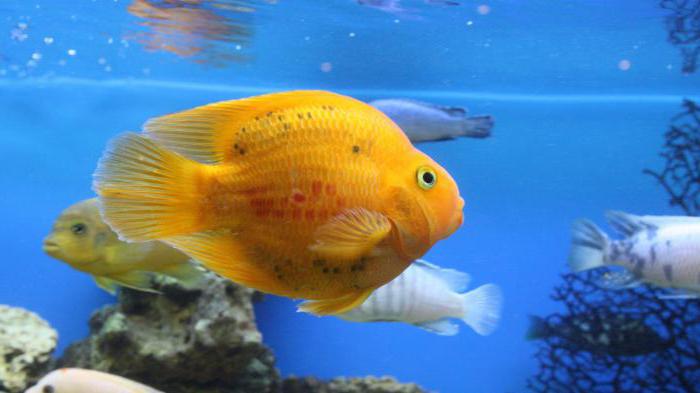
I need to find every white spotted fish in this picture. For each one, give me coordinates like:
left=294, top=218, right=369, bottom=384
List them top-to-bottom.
left=369, top=99, right=493, bottom=142
left=569, top=211, right=700, bottom=294
left=334, top=260, right=503, bottom=336
left=25, top=368, right=164, bottom=393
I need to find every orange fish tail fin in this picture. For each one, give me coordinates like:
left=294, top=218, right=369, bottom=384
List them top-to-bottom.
left=93, top=132, right=211, bottom=242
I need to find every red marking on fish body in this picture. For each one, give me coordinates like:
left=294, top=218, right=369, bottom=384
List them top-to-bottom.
left=311, top=181, right=323, bottom=196
left=325, top=184, right=336, bottom=196
left=292, top=191, right=306, bottom=204
left=336, top=197, right=345, bottom=208
left=255, top=209, right=270, bottom=218
left=305, top=209, right=315, bottom=221
left=318, top=209, right=328, bottom=221
left=273, top=210, right=285, bottom=219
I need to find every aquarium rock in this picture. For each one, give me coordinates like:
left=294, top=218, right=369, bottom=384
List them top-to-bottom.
left=58, top=273, right=280, bottom=393
left=0, top=305, right=57, bottom=393
left=282, top=376, right=425, bottom=393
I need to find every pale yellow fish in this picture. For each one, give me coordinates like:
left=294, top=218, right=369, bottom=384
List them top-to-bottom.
left=43, top=198, right=202, bottom=294
left=25, top=368, right=164, bottom=393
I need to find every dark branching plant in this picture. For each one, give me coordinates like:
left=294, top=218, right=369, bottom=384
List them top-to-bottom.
left=660, top=0, right=700, bottom=74
left=645, top=99, right=700, bottom=215
left=529, top=100, right=700, bottom=392
left=527, top=270, right=700, bottom=393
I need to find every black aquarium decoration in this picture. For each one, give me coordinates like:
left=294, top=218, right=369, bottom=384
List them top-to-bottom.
left=660, top=0, right=700, bottom=74
left=528, top=99, right=700, bottom=392
left=644, top=99, right=700, bottom=216
left=527, top=270, right=700, bottom=393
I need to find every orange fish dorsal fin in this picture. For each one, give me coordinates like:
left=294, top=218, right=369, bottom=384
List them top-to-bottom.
left=143, top=90, right=359, bottom=164
left=309, top=208, right=393, bottom=261
left=165, top=230, right=280, bottom=294
left=298, top=288, right=376, bottom=316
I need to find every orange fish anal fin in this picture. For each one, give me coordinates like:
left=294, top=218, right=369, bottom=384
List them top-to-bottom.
left=93, top=132, right=210, bottom=242
left=309, top=208, right=393, bottom=261
left=166, top=230, right=280, bottom=294
left=298, top=288, right=376, bottom=316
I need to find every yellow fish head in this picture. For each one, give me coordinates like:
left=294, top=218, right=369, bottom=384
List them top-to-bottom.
left=387, top=150, right=464, bottom=250
left=43, top=198, right=110, bottom=267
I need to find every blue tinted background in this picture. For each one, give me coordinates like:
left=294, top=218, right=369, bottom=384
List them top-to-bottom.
left=1, top=1, right=698, bottom=392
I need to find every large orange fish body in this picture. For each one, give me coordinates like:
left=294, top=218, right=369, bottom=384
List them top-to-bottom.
left=94, top=91, right=464, bottom=315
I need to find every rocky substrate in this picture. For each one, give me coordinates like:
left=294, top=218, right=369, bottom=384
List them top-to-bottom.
left=54, top=273, right=426, bottom=393
left=0, top=305, right=57, bottom=393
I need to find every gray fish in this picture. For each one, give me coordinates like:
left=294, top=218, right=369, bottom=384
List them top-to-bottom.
left=369, top=99, right=494, bottom=142
left=569, top=211, right=700, bottom=294
left=527, top=313, right=673, bottom=357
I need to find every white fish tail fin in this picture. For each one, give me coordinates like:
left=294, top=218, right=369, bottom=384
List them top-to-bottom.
left=461, top=115, right=494, bottom=138
left=93, top=132, right=211, bottom=242
left=569, top=219, right=609, bottom=272
left=461, top=283, right=503, bottom=336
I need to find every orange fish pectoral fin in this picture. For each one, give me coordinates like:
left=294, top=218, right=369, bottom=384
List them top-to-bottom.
left=143, top=90, right=352, bottom=164
left=309, top=208, right=393, bottom=262
left=166, top=230, right=279, bottom=294
left=298, top=288, right=376, bottom=316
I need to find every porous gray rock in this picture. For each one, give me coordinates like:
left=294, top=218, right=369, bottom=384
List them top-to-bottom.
left=58, top=273, right=280, bottom=393
left=0, top=305, right=57, bottom=393
left=282, top=376, right=426, bottom=393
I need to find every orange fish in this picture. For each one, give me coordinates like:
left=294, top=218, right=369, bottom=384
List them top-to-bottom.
left=93, top=90, right=464, bottom=315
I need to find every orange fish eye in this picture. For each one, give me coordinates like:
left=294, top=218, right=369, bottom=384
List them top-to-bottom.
left=416, top=166, right=437, bottom=190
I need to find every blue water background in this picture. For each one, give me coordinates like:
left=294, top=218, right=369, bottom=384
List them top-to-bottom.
left=1, top=1, right=698, bottom=392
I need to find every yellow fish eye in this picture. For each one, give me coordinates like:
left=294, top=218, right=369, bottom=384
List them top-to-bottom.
left=416, top=166, right=437, bottom=190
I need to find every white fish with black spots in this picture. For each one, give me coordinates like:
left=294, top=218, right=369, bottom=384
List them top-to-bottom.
left=369, top=99, right=493, bottom=142
left=569, top=210, right=700, bottom=293
left=332, top=260, right=503, bottom=336
left=25, top=368, right=164, bottom=393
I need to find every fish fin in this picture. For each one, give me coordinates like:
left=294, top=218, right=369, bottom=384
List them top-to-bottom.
left=143, top=90, right=351, bottom=164
left=461, top=115, right=494, bottom=138
left=93, top=132, right=211, bottom=242
left=309, top=208, right=393, bottom=261
left=605, top=211, right=654, bottom=236
left=607, top=211, right=700, bottom=233
left=568, top=219, right=609, bottom=272
left=165, top=230, right=280, bottom=294
left=413, top=259, right=470, bottom=292
left=158, top=262, right=205, bottom=288
left=595, top=269, right=641, bottom=290
left=106, top=271, right=161, bottom=294
left=93, top=276, right=119, bottom=295
left=461, top=283, right=503, bottom=336
left=298, top=289, right=375, bottom=316
left=525, top=315, right=550, bottom=340
left=415, top=319, right=459, bottom=336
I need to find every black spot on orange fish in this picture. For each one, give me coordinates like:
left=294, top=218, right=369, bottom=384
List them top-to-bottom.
left=352, top=145, right=360, bottom=153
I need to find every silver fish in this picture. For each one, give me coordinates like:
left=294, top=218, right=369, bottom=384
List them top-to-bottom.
left=369, top=99, right=493, bottom=142
left=569, top=211, right=700, bottom=293
left=336, top=260, right=503, bottom=336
